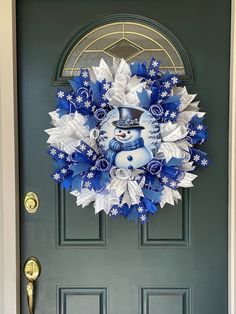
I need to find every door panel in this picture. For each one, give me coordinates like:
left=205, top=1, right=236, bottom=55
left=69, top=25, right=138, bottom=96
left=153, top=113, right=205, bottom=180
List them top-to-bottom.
left=18, top=0, right=230, bottom=313
left=58, top=191, right=107, bottom=246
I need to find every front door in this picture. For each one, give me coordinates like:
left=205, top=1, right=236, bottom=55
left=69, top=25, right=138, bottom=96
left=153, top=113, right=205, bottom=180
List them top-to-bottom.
left=18, top=1, right=230, bottom=313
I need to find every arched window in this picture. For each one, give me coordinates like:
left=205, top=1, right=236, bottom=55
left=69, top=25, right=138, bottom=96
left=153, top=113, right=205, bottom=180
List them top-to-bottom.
left=59, top=20, right=190, bottom=80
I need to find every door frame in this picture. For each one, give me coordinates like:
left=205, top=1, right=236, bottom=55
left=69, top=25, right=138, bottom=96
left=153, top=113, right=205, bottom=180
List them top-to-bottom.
left=0, top=1, right=235, bottom=313
left=0, top=1, right=19, bottom=313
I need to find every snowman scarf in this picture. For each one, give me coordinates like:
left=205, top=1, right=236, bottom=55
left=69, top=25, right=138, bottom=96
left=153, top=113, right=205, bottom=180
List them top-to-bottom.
left=106, top=137, right=145, bottom=164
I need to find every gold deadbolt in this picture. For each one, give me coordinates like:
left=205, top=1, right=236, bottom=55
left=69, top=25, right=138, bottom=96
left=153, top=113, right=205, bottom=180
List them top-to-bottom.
left=24, top=192, right=39, bottom=213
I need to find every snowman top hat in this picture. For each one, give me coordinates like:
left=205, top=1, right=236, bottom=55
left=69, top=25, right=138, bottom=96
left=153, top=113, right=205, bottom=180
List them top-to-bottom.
left=112, top=107, right=145, bottom=129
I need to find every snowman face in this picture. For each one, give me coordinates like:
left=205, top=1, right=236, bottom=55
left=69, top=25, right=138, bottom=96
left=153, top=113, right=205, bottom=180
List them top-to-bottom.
left=114, top=127, right=141, bottom=143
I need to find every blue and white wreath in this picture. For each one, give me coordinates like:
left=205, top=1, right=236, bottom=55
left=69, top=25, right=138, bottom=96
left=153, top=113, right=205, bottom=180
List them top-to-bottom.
left=45, top=58, right=208, bottom=223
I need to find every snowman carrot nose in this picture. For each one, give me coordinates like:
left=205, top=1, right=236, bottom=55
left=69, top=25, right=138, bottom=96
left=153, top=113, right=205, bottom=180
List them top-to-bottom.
left=118, top=133, right=126, bottom=138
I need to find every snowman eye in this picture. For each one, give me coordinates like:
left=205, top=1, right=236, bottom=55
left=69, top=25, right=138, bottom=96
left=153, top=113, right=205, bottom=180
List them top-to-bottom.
left=119, top=130, right=121, bottom=133
left=127, top=131, right=130, bottom=134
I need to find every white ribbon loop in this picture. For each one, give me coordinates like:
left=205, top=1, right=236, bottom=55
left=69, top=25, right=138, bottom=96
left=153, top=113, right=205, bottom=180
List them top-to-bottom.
left=89, top=128, right=99, bottom=140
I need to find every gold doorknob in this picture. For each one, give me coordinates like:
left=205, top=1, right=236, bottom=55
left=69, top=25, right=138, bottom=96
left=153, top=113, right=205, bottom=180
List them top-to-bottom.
left=24, top=192, right=39, bottom=213
left=24, top=257, right=41, bottom=314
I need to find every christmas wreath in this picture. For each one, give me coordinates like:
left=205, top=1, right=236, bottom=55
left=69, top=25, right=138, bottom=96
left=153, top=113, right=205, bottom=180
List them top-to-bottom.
left=45, top=58, right=208, bottom=223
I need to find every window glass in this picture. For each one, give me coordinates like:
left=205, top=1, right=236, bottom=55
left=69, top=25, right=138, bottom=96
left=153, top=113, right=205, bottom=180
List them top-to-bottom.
left=62, top=22, right=185, bottom=77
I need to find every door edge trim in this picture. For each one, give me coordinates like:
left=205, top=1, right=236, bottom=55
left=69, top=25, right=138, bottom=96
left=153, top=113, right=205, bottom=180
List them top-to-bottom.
left=228, top=0, right=236, bottom=312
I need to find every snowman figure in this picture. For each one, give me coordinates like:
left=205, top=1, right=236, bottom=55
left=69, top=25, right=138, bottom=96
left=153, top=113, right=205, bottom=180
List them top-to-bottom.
left=106, top=107, right=153, bottom=169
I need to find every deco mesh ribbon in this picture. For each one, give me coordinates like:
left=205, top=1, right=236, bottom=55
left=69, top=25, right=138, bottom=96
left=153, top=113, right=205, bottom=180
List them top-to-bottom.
left=45, top=57, right=209, bottom=223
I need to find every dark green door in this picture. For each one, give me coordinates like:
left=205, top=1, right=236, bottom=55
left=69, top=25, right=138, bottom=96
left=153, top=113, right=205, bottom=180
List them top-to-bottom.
left=18, top=1, right=230, bottom=313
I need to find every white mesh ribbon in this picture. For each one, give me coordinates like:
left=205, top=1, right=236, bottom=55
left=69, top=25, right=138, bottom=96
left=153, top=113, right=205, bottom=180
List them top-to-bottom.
left=92, top=58, right=113, bottom=82
left=93, top=58, right=148, bottom=107
left=106, top=75, right=147, bottom=107
left=176, top=86, right=197, bottom=112
left=45, top=111, right=100, bottom=154
left=45, top=111, right=91, bottom=154
left=158, top=121, right=190, bottom=162
left=160, top=121, right=188, bottom=142
left=158, top=142, right=191, bottom=162
left=108, top=168, right=144, bottom=206
left=178, top=172, right=197, bottom=187
left=160, top=186, right=182, bottom=208
left=71, top=189, right=119, bottom=214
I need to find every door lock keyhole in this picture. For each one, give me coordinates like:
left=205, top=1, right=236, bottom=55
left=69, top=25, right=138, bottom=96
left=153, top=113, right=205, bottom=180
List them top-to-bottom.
left=24, top=192, right=39, bottom=213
